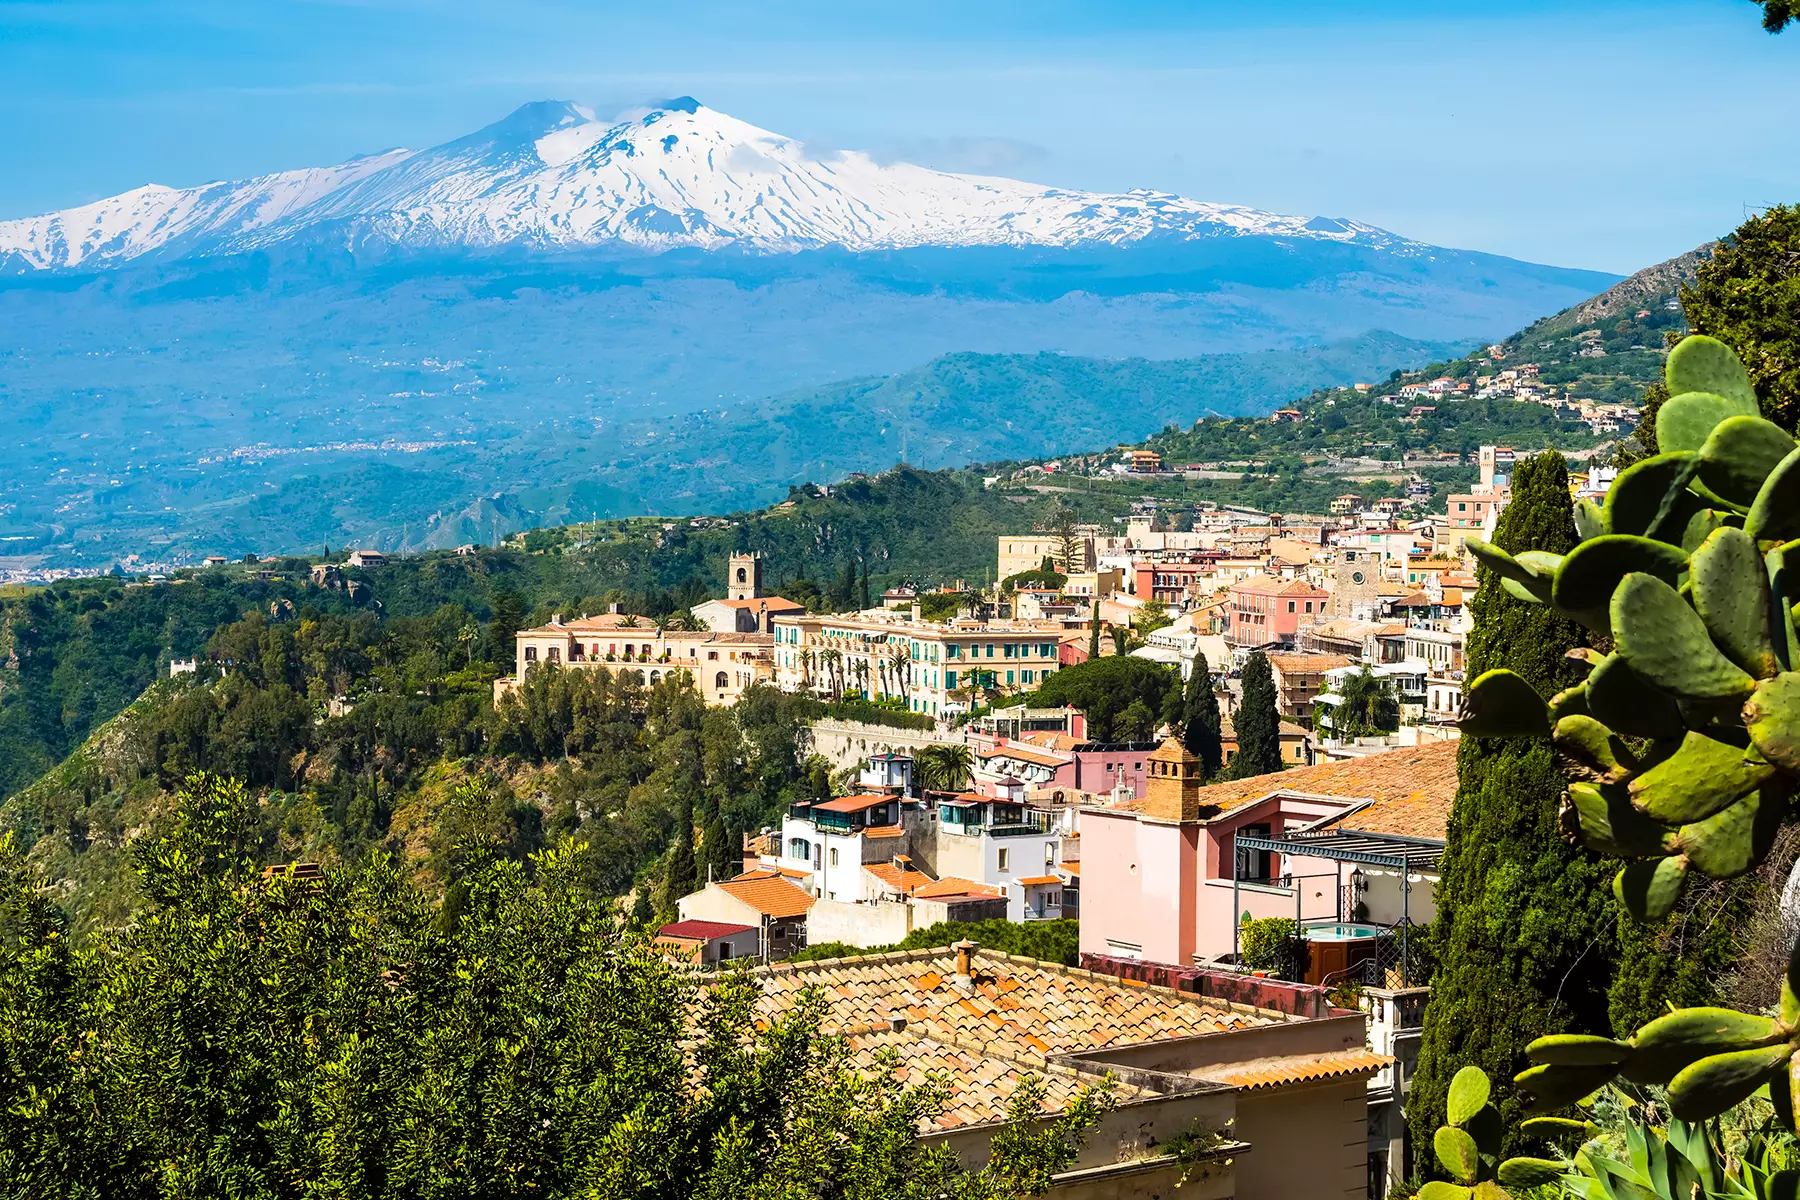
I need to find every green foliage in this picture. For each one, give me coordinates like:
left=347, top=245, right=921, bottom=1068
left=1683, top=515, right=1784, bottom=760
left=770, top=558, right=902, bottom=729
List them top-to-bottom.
left=1756, top=0, right=1797, bottom=32
left=1680, top=206, right=1800, bottom=433
left=1446, top=338, right=1800, bottom=1138
left=1411, top=451, right=1618, bottom=1168
left=999, top=568, right=1066, bottom=593
left=1229, top=652, right=1282, bottom=778
left=1031, top=655, right=1175, bottom=743
left=1180, top=655, right=1224, bottom=779
left=1325, top=667, right=1401, bottom=738
left=916, top=743, right=973, bottom=793
left=0, top=777, right=1110, bottom=1199
left=1237, top=917, right=1305, bottom=979
left=787, top=919, right=1081, bottom=967
left=1421, top=1065, right=1511, bottom=1193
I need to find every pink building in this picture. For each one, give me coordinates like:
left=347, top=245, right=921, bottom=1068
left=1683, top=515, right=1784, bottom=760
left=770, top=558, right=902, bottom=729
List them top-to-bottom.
left=1227, top=575, right=1331, bottom=648
left=967, top=729, right=1157, bottom=800
left=1077, top=739, right=1457, bottom=972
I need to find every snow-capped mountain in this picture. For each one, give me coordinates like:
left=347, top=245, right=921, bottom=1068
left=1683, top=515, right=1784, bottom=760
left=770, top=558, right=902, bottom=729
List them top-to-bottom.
left=0, top=97, right=1406, bottom=271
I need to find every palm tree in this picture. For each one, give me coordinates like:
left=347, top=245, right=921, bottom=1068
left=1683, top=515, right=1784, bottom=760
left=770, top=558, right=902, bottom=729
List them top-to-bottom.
left=887, top=644, right=912, bottom=703
left=917, top=743, right=973, bottom=793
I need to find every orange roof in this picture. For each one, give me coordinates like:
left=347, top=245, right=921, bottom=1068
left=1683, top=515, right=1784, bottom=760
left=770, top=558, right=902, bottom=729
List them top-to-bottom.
left=706, top=596, right=807, bottom=612
left=1265, top=653, right=1351, bottom=674
left=1018, top=730, right=1083, bottom=752
left=1094, top=738, right=1458, bottom=831
left=978, top=744, right=1068, bottom=769
left=811, top=793, right=897, bottom=814
left=862, top=824, right=904, bottom=840
left=865, top=862, right=935, bottom=895
left=1060, top=862, right=1081, bottom=876
left=717, top=872, right=816, bottom=918
left=1014, top=875, right=1061, bottom=886
left=912, top=876, right=1003, bottom=899
left=750, top=946, right=1272, bottom=1129
left=1203, top=1049, right=1392, bottom=1090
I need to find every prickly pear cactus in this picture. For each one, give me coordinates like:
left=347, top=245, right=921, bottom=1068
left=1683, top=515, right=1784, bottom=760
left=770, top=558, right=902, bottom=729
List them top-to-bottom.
left=1458, top=335, right=1800, bottom=1124
left=1419, top=1066, right=1513, bottom=1199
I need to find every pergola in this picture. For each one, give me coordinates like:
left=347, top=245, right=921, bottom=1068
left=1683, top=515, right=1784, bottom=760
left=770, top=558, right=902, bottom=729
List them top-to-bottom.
left=1229, top=829, right=1445, bottom=985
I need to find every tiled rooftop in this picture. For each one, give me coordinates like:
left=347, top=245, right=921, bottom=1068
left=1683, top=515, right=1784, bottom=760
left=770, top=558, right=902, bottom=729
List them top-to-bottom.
left=1266, top=653, right=1353, bottom=674
left=1096, top=738, right=1458, bottom=831
left=865, top=861, right=935, bottom=895
left=718, top=870, right=817, bottom=918
left=752, top=948, right=1273, bottom=1130
left=1200, top=1049, right=1391, bottom=1091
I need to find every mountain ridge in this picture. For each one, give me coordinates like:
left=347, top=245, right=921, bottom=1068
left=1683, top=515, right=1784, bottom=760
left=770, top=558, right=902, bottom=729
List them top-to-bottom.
left=3, top=97, right=1532, bottom=272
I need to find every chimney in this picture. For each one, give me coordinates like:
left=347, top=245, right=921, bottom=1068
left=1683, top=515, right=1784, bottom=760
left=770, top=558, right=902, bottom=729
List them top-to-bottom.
left=911, top=601, right=922, bottom=625
left=609, top=602, right=623, bottom=615
left=952, top=939, right=978, bottom=986
left=888, top=1009, right=907, bottom=1032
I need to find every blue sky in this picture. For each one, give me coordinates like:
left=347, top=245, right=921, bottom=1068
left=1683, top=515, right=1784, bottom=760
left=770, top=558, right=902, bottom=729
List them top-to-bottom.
left=1, top=0, right=1795, bottom=274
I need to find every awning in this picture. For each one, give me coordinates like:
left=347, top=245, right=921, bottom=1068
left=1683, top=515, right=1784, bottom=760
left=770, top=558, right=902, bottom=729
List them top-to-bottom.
left=1233, top=830, right=1443, bottom=872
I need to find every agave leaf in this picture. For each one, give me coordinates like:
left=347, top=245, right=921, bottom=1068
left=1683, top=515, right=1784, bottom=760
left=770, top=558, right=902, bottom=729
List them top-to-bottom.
left=1666, top=334, right=1760, bottom=410
left=1658, top=391, right=1761, bottom=454
left=1698, top=414, right=1796, bottom=508
left=1749, top=447, right=1800, bottom=545
left=1689, top=526, right=1780, bottom=678
left=1552, top=535, right=1689, bottom=614
left=1612, top=573, right=1755, bottom=702
left=1585, top=652, right=1685, bottom=738
left=1460, top=669, right=1551, bottom=737
left=1747, top=671, right=1800, bottom=773
left=1627, top=729, right=1772, bottom=824
left=1564, top=782, right=1675, bottom=859
left=1674, top=784, right=1787, bottom=879
left=1613, top=857, right=1689, bottom=922
left=1668, top=1044, right=1795, bottom=1122
left=1447, top=1064, right=1492, bottom=1126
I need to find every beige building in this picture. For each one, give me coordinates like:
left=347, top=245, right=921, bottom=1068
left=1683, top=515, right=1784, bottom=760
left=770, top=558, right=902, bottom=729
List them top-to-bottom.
left=998, top=533, right=1094, bottom=579
left=772, top=608, right=1066, bottom=720
left=499, top=611, right=775, bottom=705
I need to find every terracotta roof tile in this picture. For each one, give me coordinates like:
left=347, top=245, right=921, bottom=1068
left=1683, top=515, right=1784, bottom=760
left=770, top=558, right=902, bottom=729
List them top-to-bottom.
left=1266, top=653, right=1352, bottom=674
left=1093, top=738, right=1458, bottom=830
left=811, top=793, right=898, bottom=814
left=864, top=862, right=935, bottom=895
left=716, top=873, right=816, bottom=918
left=1014, top=875, right=1061, bottom=886
left=912, top=876, right=1004, bottom=899
left=747, top=947, right=1270, bottom=1130
left=1203, top=1049, right=1391, bottom=1090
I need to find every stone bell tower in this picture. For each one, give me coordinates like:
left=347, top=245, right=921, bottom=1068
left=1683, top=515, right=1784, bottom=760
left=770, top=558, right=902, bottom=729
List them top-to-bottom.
left=728, top=552, right=763, bottom=601
left=1141, top=738, right=1204, bottom=823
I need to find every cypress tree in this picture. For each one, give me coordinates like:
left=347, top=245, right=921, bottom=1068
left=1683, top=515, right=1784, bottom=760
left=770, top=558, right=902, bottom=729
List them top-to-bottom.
left=1408, top=451, right=1617, bottom=1167
left=857, top=560, right=872, bottom=610
left=1088, top=602, right=1101, bottom=661
left=1229, top=651, right=1281, bottom=778
left=1183, top=653, right=1223, bottom=779
left=656, top=795, right=698, bottom=917
left=700, top=813, right=733, bottom=886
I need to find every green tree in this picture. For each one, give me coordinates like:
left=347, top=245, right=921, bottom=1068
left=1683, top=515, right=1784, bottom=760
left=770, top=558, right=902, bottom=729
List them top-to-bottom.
left=1754, top=0, right=1795, bottom=32
left=1407, top=450, right=1616, bottom=1167
left=486, top=587, right=524, bottom=663
left=1087, top=603, right=1100, bottom=661
left=1228, top=652, right=1281, bottom=778
left=1181, top=654, right=1223, bottom=780
left=1032, top=656, right=1175, bottom=742
left=1327, top=667, right=1399, bottom=738
left=916, top=743, right=973, bottom=793
left=0, top=775, right=1113, bottom=1199
left=657, top=793, right=698, bottom=917
left=700, top=812, right=734, bottom=887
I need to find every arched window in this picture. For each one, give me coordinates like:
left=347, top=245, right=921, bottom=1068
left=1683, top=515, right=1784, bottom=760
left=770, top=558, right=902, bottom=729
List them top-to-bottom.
left=737, top=567, right=747, bottom=583
left=715, top=671, right=729, bottom=690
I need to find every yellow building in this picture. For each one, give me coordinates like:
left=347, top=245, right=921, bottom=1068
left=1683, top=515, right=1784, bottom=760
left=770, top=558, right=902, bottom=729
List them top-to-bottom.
left=772, top=607, right=1066, bottom=720
left=498, top=610, right=775, bottom=706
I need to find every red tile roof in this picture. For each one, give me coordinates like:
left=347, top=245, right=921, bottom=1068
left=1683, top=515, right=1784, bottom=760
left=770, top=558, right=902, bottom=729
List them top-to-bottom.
left=812, top=793, right=897, bottom=814
left=658, top=919, right=755, bottom=941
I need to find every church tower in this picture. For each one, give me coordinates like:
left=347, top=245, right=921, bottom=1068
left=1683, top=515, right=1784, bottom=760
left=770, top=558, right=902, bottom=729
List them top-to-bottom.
left=1332, top=549, right=1382, bottom=620
left=728, top=552, right=763, bottom=601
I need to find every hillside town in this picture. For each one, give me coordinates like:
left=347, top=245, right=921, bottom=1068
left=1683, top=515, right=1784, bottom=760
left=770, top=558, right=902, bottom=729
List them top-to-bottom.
left=461, top=444, right=1583, bottom=1197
